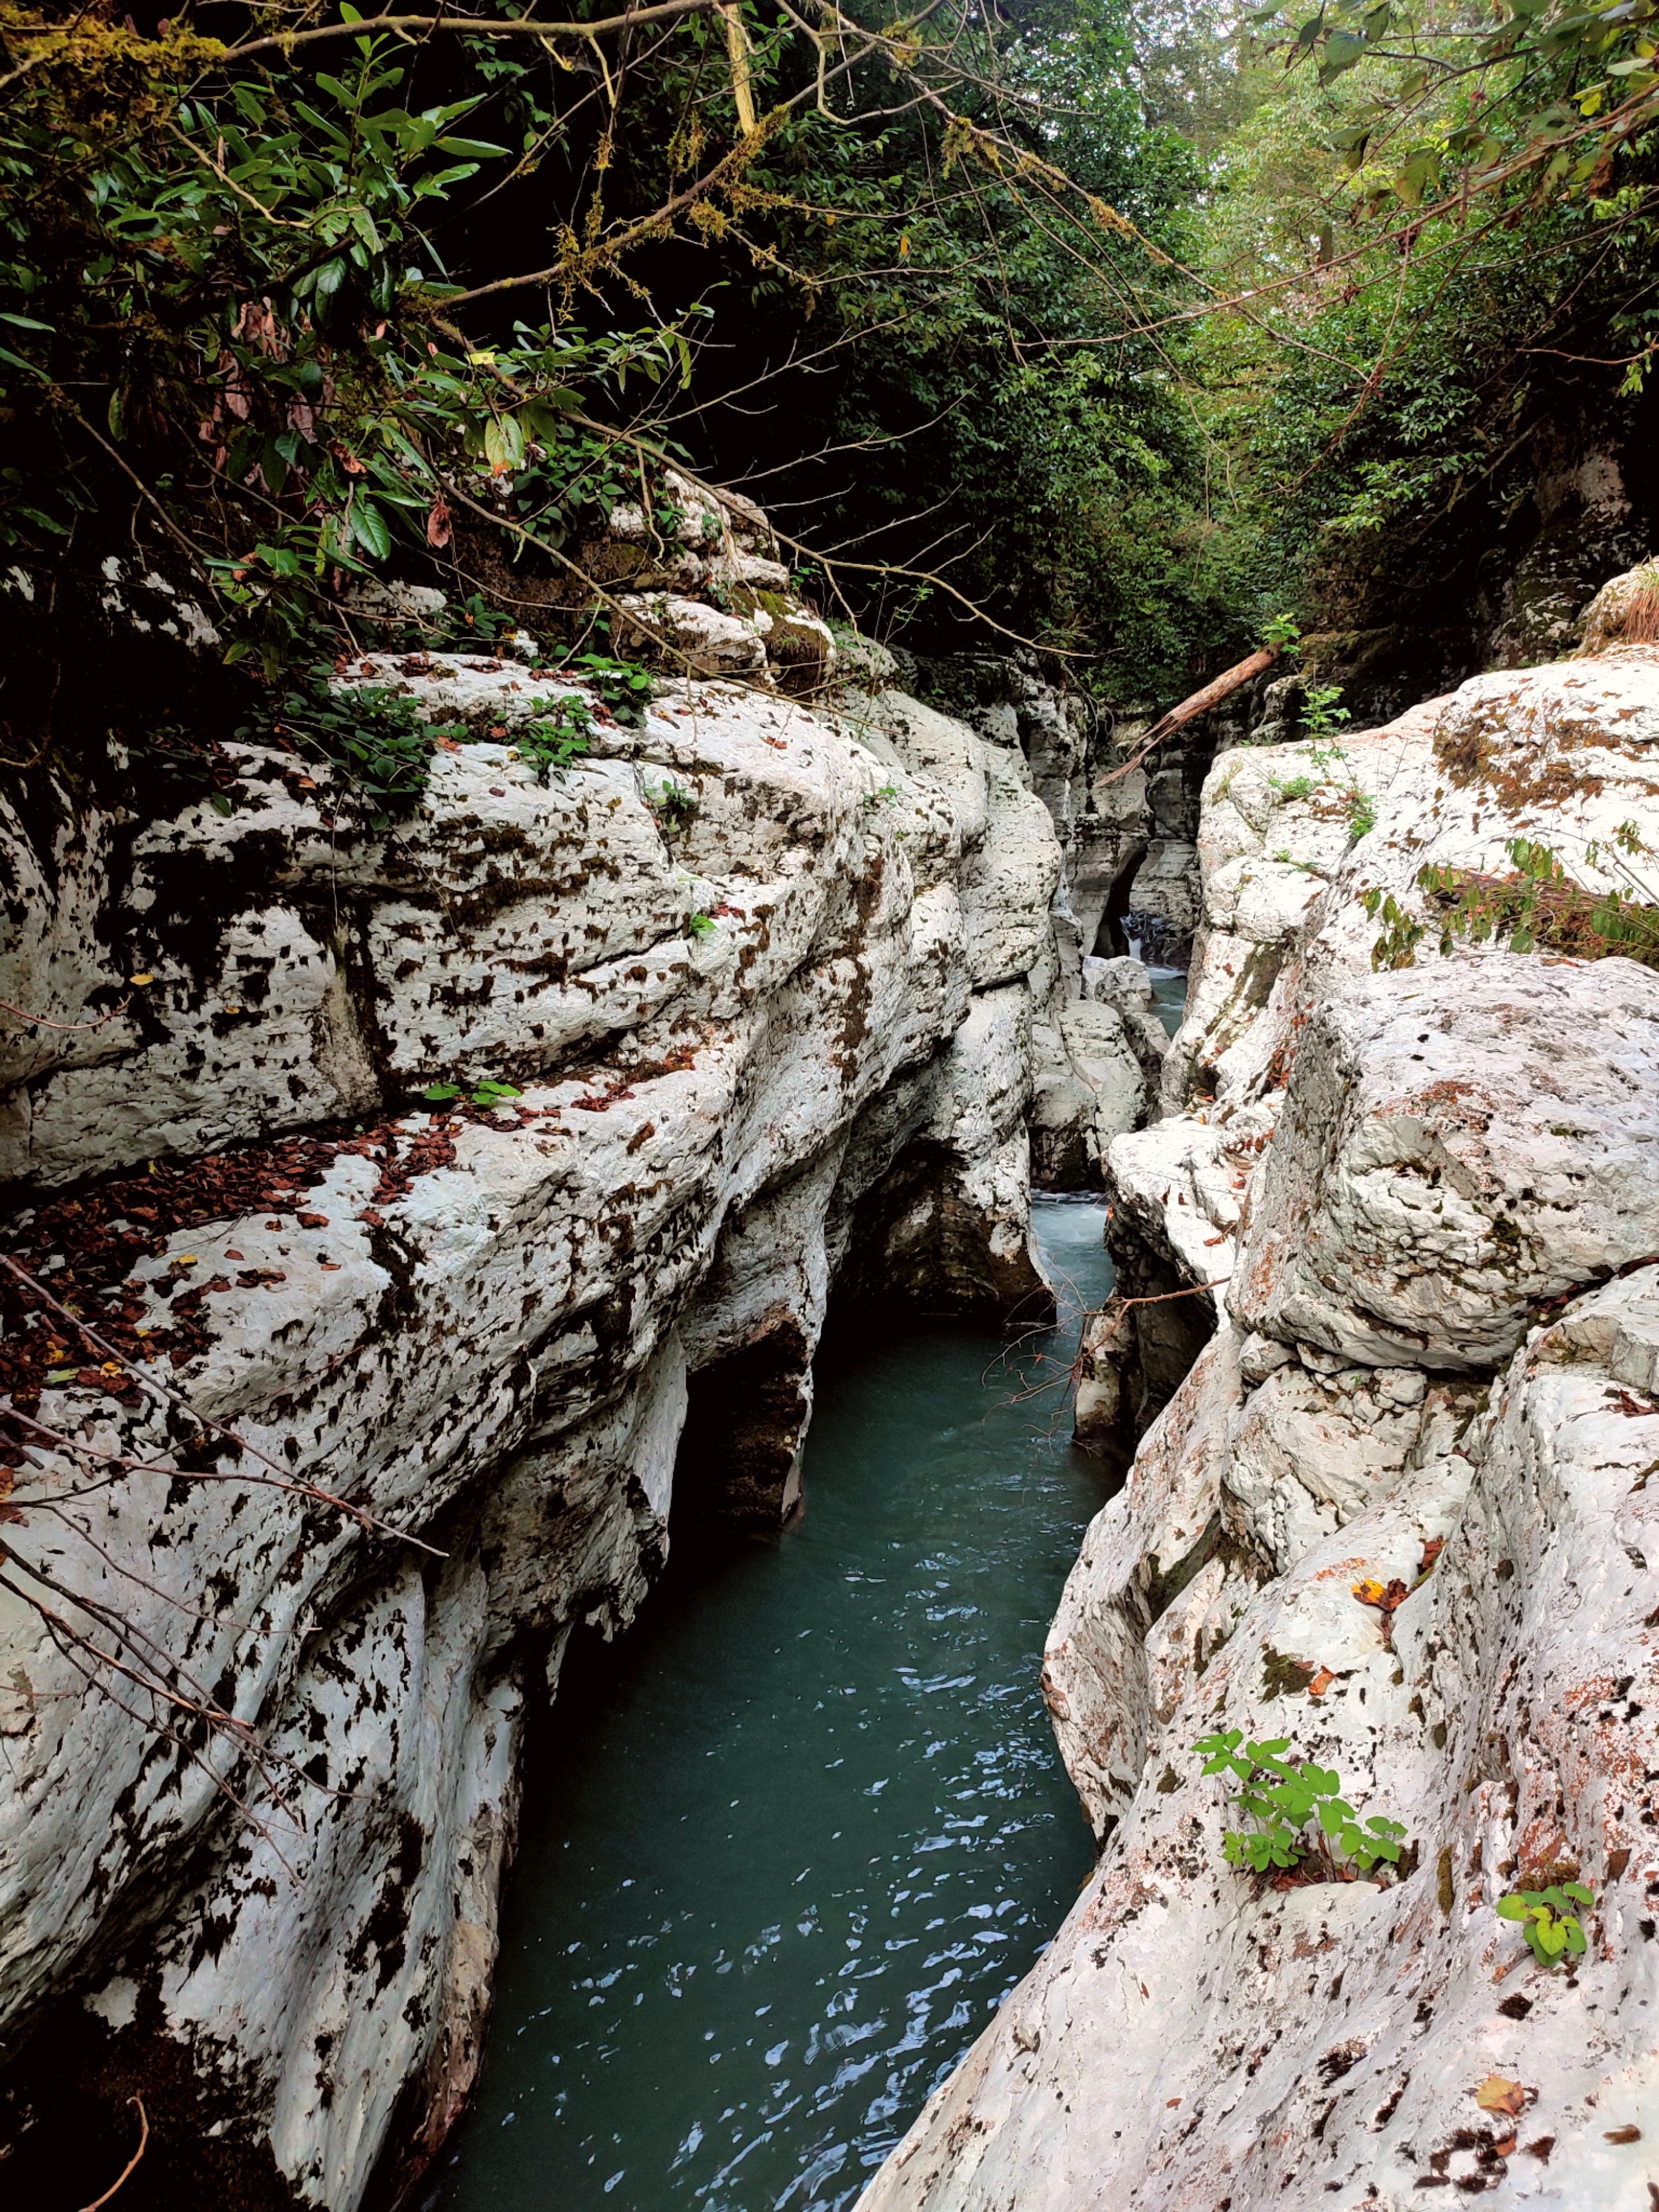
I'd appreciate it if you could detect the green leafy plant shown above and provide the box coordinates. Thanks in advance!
[863,783,900,811]
[562,652,655,728]
[650,778,699,832]
[248,672,462,831]
[1196,1729,1408,1877]
[513,695,594,786]
[1269,772,1318,803]
[1362,832,1659,973]
[1261,612,1303,653]
[687,910,718,938]
[1301,684,1351,743]
[422,1078,524,1109]
[1497,1883,1594,1968]
[1345,789,1378,840]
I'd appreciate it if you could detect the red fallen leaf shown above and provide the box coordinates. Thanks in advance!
[296,1212,329,1228]
[763,734,788,750]
[1604,2126,1642,2145]
[1307,1666,1335,1698]
[319,1262,342,1272]
[425,497,452,549]
[265,1218,283,1230]
[358,1208,384,1228]
[224,1249,244,1261]
[1418,1535,1445,1575]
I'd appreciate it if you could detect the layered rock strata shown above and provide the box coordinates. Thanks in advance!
[0,644,1059,2205]
[860,618,1659,2207]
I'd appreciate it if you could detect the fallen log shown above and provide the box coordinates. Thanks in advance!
[1095,643,1281,790]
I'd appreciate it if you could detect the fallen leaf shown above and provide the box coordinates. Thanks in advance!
[1603,2125,1641,2145]
[296,1213,329,1229]
[1476,2076,1527,2117]
[1307,1667,1335,1698]
[1353,1579,1386,1605]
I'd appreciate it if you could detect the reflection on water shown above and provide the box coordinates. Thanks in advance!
[429,1198,1117,2212]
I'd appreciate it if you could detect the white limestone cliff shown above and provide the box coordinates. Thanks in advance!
[0,645,1060,2204]
[858,607,1659,2209]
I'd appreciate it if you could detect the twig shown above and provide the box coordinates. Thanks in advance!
[0,1256,444,1556]
[80,2096,148,2211]
[0,995,129,1034]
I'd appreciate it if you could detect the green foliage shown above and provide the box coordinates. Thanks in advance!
[1497,1883,1594,1968]
[1363,832,1659,971]
[563,653,654,728]
[512,695,593,787]
[1248,0,1659,220]
[422,1077,523,1109]
[249,671,462,832]
[650,778,699,832]
[1196,1728,1409,1877]
[1301,684,1350,742]
[687,910,718,938]
[0,17,700,675]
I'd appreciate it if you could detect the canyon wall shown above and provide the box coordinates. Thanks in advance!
[860,592,1659,2208]
[0,571,1062,2205]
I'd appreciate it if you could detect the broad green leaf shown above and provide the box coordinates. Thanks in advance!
[348,499,393,561]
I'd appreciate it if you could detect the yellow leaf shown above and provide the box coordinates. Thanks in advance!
[1476,2075,1527,2116]
[1352,1579,1386,1605]
[129,973,153,986]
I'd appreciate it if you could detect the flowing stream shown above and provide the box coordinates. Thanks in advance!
[428,1197,1119,2212]
[428,949,1186,2212]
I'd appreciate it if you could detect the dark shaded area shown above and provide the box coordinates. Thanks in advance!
[0,1985,304,2212]
[671,1317,813,1538]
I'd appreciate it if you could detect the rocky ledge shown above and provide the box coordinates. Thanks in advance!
[0,639,1060,2204]
[860,588,1659,2208]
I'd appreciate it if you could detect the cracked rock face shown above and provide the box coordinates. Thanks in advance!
[0,660,1060,2206]
[859,627,1659,2212]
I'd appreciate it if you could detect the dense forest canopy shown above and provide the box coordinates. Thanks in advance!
[1,0,1656,752]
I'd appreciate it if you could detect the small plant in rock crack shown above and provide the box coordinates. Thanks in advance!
[1498,1884,1593,1968]
[863,783,900,811]
[422,1078,524,1110]
[514,695,594,785]
[1194,1730,1409,1877]
[650,778,699,832]
[687,910,718,938]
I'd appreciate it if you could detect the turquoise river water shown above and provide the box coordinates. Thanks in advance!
[427,1194,1120,2212]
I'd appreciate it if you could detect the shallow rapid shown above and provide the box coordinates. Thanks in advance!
[427,1197,1119,2212]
